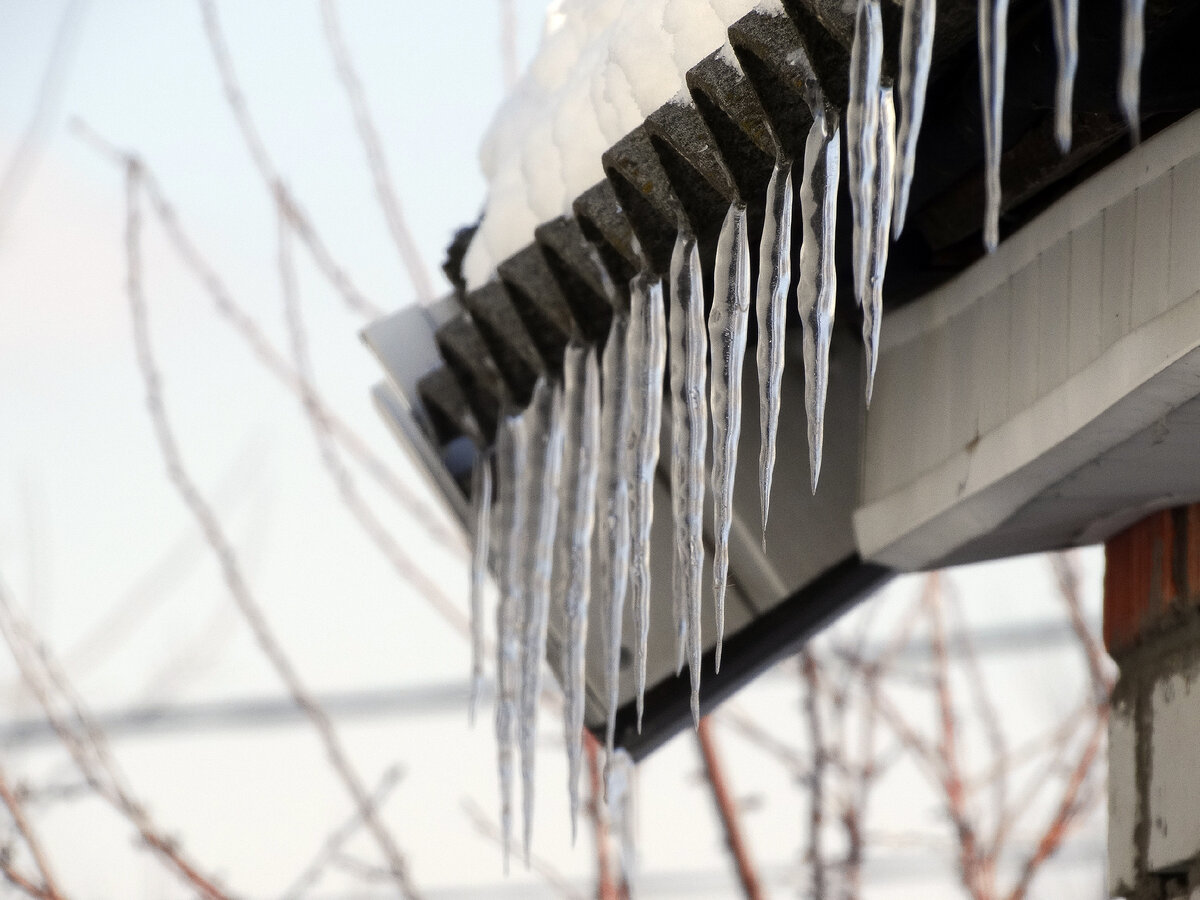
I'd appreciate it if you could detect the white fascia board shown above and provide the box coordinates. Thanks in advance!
[856,110,1200,570]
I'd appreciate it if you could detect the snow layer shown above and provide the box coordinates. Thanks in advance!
[462,0,770,289]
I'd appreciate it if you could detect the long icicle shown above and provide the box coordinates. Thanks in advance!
[519,376,565,866]
[1120,0,1146,144]
[796,107,841,492]
[558,341,600,843]
[627,274,666,731]
[599,312,632,752]
[893,0,935,235]
[756,158,793,544]
[979,0,1010,252]
[708,203,750,672]
[847,0,884,305]
[1049,0,1079,153]
[494,407,528,873]
[468,448,492,725]
[669,229,708,726]
[865,85,896,406]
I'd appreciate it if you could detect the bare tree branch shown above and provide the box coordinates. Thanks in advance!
[318,0,436,304]
[696,717,764,900]
[122,160,421,898]
[0,761,63,900]
[196,0,382,320]
[281,765,405,900]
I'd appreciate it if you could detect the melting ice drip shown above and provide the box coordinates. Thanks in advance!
[466,0,1152,865]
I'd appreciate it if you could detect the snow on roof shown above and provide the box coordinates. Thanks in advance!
[462,0,782,289]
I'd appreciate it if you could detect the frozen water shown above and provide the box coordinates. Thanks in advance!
[893,0,934,235]
[708,203,750,671]
[795,107,841,492]
[626,274,666,731]
[494,408,529,872]
[847,0,883,305]
[668,229,708,726]
[864,84,895,406]
[469,449,493,726]
[518,377,565,865]
[556,342,601,843]
[1049,0,1079,152]
[598,313,632,751]
[978,0,1010,251]
[1120,0,1146,144]
[756,159,793,544]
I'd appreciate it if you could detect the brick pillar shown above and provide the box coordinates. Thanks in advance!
[1105,505,1200,899]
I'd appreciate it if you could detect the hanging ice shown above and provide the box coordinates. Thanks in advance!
[708,203,750,671]
[493,408,528,872]
[518,376,565,865]
[978,0,1010,252]
[668,230,708,725]
[847,0,883,305]
[469,449,492,726]
[598,312,632,751]
[1049,0,1079,153]
[864,85,895,406]
[1120,0,1146,144]
[893,0,935,234]
[795,107,841,492]
[756,159,793,544]
[626,274,666,731]
[557,342,600,844]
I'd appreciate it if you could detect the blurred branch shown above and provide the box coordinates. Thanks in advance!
[282,764,405,900]
[0,573,228,899]
[799,651,826,900]
[72,123,471,643]
[585,733,618,900]
[122,160,421,898]
[0,761,63,900]
[196,0,382,319]
[275,192,470,638]
[318,0,435,304]
[460,797,584,900]
[696,717,764,900]
[0,0,87,237]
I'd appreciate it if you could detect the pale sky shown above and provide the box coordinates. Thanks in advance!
[0,2,1110,898]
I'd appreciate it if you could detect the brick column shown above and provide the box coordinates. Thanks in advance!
[1105,505,1200,899]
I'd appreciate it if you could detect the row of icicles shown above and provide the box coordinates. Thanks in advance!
[463,0,1146,869]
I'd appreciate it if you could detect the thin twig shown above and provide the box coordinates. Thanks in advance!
[319,0,435,304]
[800,651,825,900]
[275,192,470,637]
[0,574,229,899]
[196,0,382,320]
[0,761,63,900]
[281,765,405,900]
[696,717,764,900]
[585,733,618,900]
[123,161,421,898]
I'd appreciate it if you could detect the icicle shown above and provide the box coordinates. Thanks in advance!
[756,159,793,545]
[708,203,750,672]
[598,313,632,751]
[557,342,600,845]
[865,85,895,406]
[795,107,841,492]
[626,274,666,731]
[893,0,935,234]
[518,376,565,866]
[1049,0,1078,153]
[847,0,884,305]
[494,408,528,873]
[468,449,492,726]
[605,748,637,891]
[668,230,707,726]
[1120,0,1146,144]
[978,0,1010,252]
